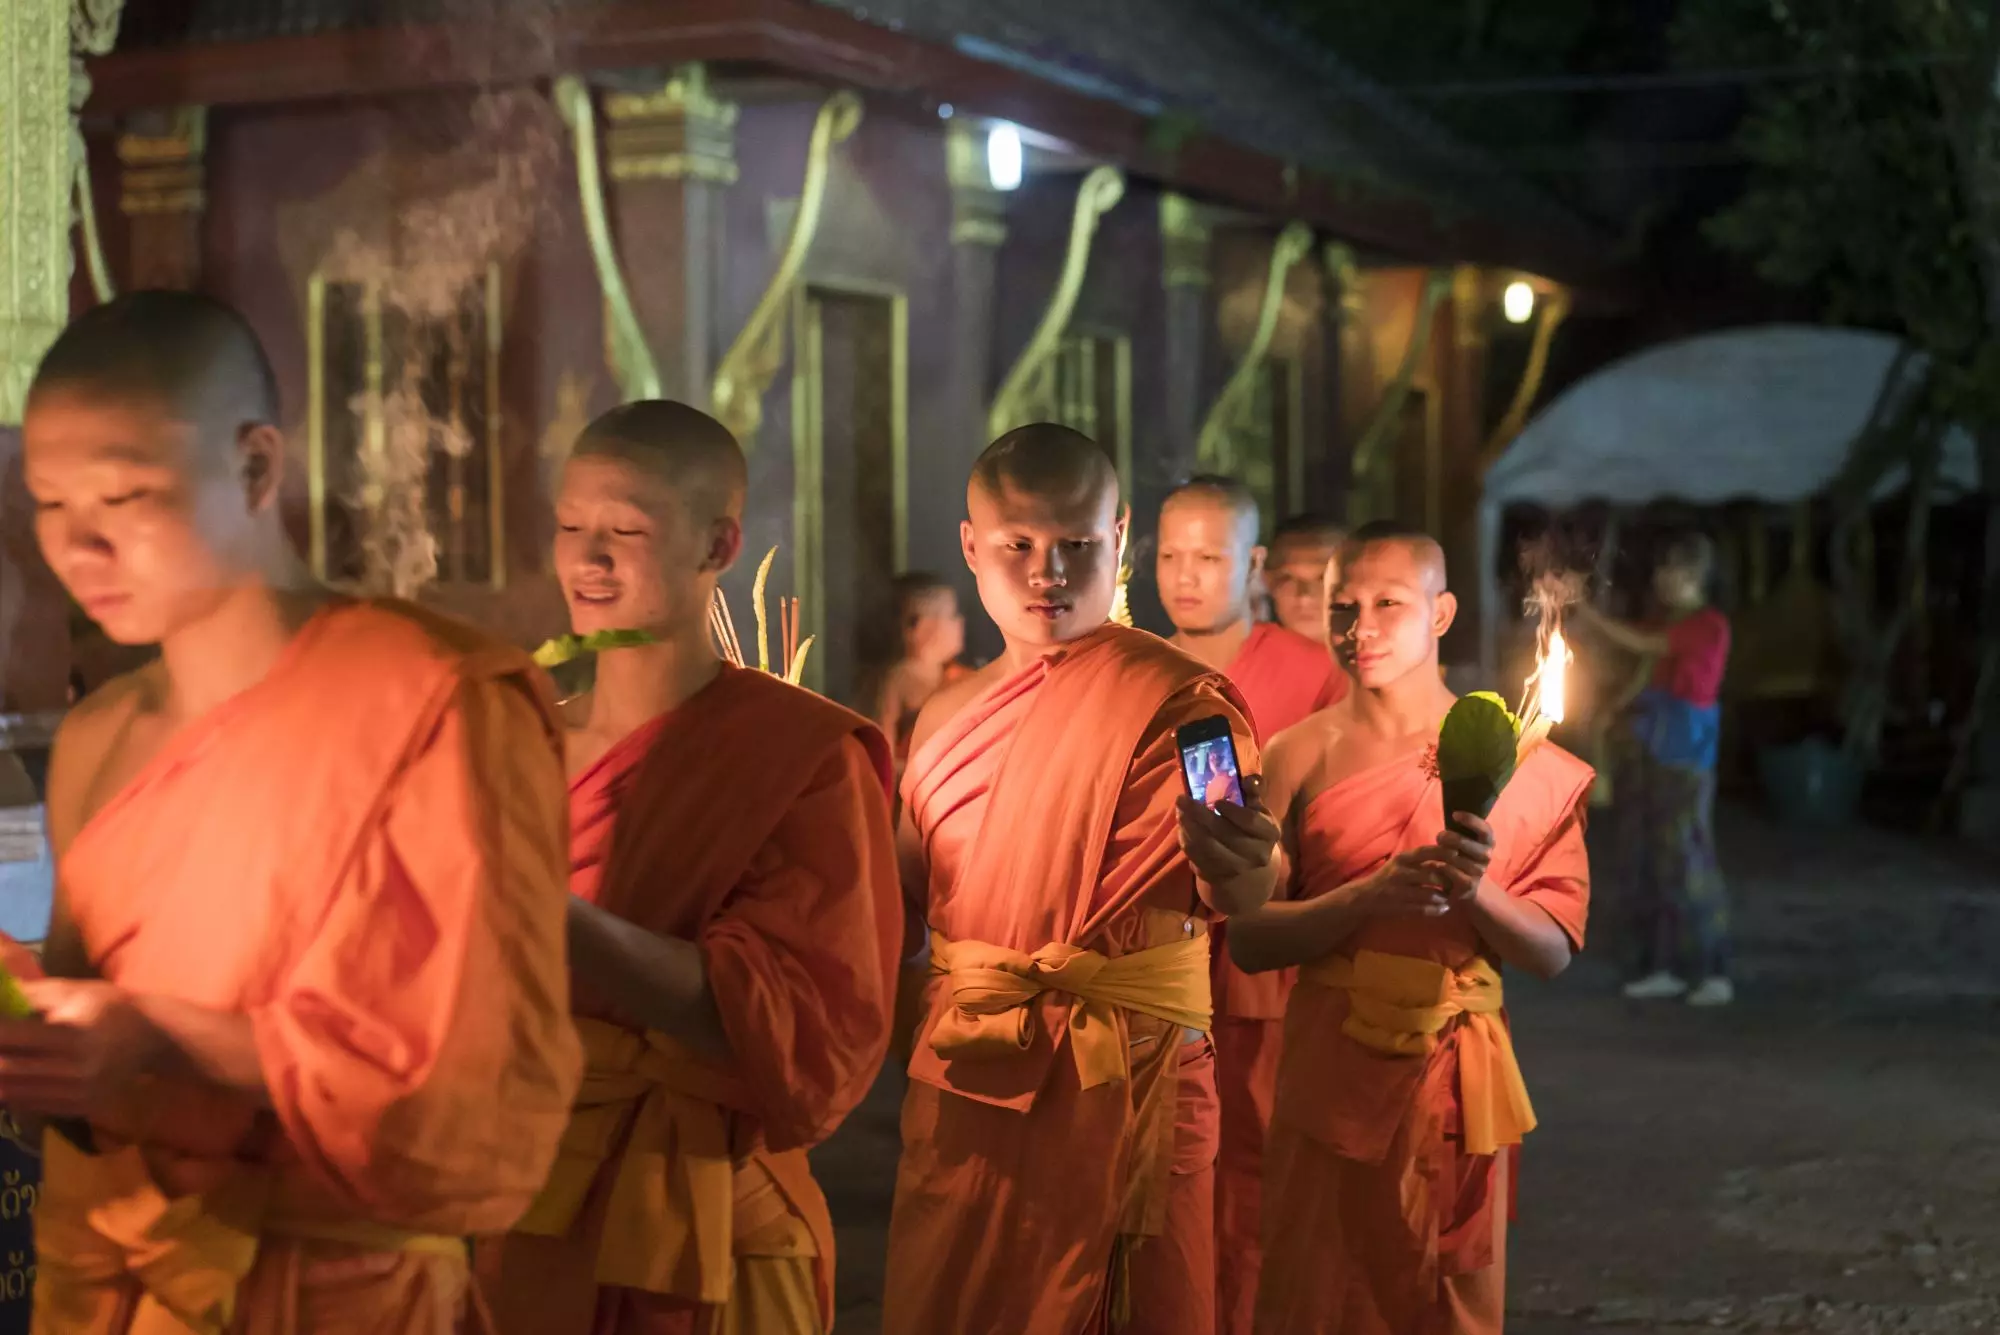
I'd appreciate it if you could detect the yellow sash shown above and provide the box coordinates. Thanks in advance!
[35,1132,463,1335]
[512,1017,818,1307]
[926,931,1212,1089]
[1300,950,1537,1155]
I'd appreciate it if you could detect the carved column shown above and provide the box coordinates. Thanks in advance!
[1,1,74,424]
[603,65,736,407]
[1160,193,1210,480]
[118,106,205,291]
[1438,265,1491,659]
[1,0,121,714]
[946,121,1006,457]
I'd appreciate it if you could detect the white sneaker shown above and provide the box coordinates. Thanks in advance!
[1621,971,1688,1001]
[1687,977,1735,1008]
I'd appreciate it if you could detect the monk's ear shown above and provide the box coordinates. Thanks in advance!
[1113,505,1130,552]
[237,423,286,515]
[706,515,744,576]
[959,519,978,573]
[1248,543,1268,579]
[1432,589,1459,638]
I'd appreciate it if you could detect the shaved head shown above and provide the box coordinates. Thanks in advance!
[30,290,279,452]
[1325,519,1455,690]
[1270,512,1345,556]
[572,399,746,525]
[969,422,1120,514]
[1157,473,1264,637]
[1336,519,1447,594]
[962,423,1125,654]
[555,400,747,644]
[1162,474,1260,547]
[24,292,291,647]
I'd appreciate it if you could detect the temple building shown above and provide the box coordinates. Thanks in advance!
[4,0,1623,711]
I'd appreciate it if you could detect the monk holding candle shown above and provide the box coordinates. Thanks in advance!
[1154,475,1342,1335]
[0,290,582,1333]
[479,401,900,1335]
[882,424,1279,1335]
[1206,520,1591,1334]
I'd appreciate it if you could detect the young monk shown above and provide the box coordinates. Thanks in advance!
[1261,514,1345,647]
[0,290,582,1332]
[1153,475,1343,1335]
[1213,520,1592,1335]
[479,400,901,1335]
[865,572,970,778]
[881,424,1279,1335]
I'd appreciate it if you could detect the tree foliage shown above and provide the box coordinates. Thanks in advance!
[1675,0,2000,430]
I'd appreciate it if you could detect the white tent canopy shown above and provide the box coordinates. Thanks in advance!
[1478,324,1985,669]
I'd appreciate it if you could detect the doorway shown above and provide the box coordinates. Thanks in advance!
[792,282,908,706]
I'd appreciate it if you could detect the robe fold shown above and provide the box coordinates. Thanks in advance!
[480,664,900,1335]
[1255,744,1592,1335]
[33,600,582,1335]
[883,624,1254,1335]
[1208,624,1342,1335]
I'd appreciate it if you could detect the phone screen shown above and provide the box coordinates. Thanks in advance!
[1179,731,1245,808]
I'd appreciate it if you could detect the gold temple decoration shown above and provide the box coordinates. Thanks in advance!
[1478,282,1570,471]
[1452,265,1486,351]
[69,0,122,306]
[1323,241,1365,320]
[1109,511,1134,627]
[118,106,206,215]
[1,0,121,423]
[988,165,1126,440]
[1349,269,1450,520]
[1159,193,1212,290]
[605,65,739,184]
[711,89,864,447]
[945,121,1008,247]
[1197,221,1312,472]
[555,74,662,403]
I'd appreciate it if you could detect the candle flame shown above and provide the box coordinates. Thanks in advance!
[1539,628,1568,725]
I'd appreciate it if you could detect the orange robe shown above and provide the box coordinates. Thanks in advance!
[33,600,582,1335]
[1210,623,1343,1335]
[883,624,1256,1335]
[1255,745,1592,1335]
[481,664,900,1335]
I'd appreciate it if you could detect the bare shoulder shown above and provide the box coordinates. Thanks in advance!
[1264,705,1344,814]
[46,663,158,857]
[906,659,1003,761]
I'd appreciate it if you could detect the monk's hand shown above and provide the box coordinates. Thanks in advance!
[0,979,162,1119]
[1431,814,1497,903]
[1353,851,1452,917]
[1176,775,1281,913]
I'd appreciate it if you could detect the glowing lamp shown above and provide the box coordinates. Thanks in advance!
[987,122,1024,191]
[1502,280,1536,324]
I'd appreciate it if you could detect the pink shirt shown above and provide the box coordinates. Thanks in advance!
[1649,607,1730,707]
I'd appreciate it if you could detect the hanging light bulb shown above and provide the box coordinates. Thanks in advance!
[1502,280,1536,324]
[987,122,1024,191]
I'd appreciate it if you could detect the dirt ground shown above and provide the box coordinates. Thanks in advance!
[814,805,2000,1334]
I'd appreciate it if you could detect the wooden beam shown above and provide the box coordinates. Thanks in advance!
[86,0,1624,292]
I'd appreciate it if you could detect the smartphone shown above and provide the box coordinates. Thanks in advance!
[1176,714,1245,808]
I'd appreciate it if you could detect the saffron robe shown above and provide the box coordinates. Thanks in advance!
[1255,745,1591,1335]
[481,665,900,1335]
[1209,623,1342,1335]
[883,624,1256,1335]
[32,600,582,1335]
